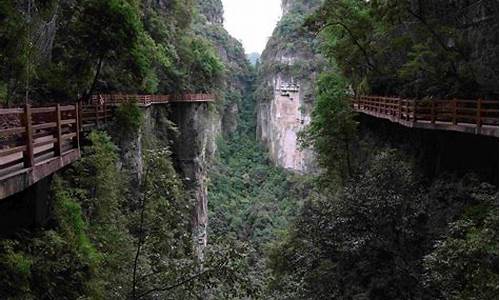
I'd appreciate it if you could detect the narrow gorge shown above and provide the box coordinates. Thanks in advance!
[0,0,498,299]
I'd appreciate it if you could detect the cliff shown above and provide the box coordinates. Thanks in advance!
[255,0,324,173]
[168,103,219,258]
[194,0,254,135]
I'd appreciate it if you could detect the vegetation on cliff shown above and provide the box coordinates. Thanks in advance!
[0,0,224,104]
[266,0,498,299]
[194,0,254,133]
[305,0,498,98]
[208,82,316,297]
[255,0,324,104]
[0,0,497,299]
[0,0,250,298]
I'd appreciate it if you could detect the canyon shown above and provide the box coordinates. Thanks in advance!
[0,0,497,299]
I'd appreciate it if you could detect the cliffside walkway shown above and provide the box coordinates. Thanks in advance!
[0,93,215,199]
[352,96,498,137]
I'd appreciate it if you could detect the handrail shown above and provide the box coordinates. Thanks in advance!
[0,103,80,169]
[91,93,216,106]
[351,96,498,136]
[0,93,215,199]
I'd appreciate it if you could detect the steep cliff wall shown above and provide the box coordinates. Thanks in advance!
[194,0,253,135]
[116,103,219,258]
[114,0,247,259]
[168,103,219,258]
[256,0,323,173]
[409,0,498,97]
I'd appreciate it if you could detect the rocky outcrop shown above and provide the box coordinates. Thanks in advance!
[196,0,224,25]
[168,103,220,258]
[409,0,499,97]
[257,77,316,172]
[116,103,220,259]
[256,0,323,173]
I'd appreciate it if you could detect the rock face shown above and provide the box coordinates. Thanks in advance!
[116,103,220,258]
[256,0,323,173]
[257,78,314,171]
[116,0,250,259]
[195,0,253,136]
[410,0,499,97]
[168,103,220,259]
[116,0,252,259]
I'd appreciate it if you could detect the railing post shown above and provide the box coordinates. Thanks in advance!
[55,104,62,156]
[431,99,436,124]
[412,99,417,123]
[476,98,482,128]
[77,101,82,132]
[452,98,457,125]
[95,100,99,128]
[103,97,107,124]
[75,102,81,150]
[23,104,34,168]
[398,98,402,120]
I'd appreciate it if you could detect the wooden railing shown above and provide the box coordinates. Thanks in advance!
[80,101,114,131]
[81,93,216,129]
[352,96,499,137]
[0,93,215,199]
[0,104,80,175]
[91,93,216,106]
[0,104,81,198]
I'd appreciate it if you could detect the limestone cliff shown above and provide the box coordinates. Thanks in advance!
[194,0,253,135]
[168,103,219,259]
[256,0,323,173]
[116,0,251,259]
[116,103,219,258]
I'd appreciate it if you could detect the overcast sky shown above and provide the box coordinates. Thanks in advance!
[221,0,282,54]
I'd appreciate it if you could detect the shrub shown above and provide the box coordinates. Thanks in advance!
[114,99,143,134]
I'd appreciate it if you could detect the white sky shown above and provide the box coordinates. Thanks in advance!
[221,0,282,54]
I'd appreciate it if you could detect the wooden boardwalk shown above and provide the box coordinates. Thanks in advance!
[352,96,499,137]
[0,93,215,199]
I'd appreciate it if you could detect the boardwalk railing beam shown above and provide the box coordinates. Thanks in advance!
[477,98,482,128]
[351,95,498,137]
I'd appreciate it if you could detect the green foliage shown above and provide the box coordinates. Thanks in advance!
[424,185,499,299]
[0,241,32,296]
[0,0,227,103]
[209,135,308,245]
[268,147,499,299]
[0,177,105,299]
[268,150,429,299]
[114,100,144,135]
[52,178,100,265]
[300,72,357,183]
[208,88,317,296]
[185,37,225,91]
[306,0,497,98]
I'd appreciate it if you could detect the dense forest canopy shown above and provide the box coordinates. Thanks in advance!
[266,0,498,299]
[0,0,498,299]
[306,0,499,99]
[0,0,252,298]
[0,0,224,105]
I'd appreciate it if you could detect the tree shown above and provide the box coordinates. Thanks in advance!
[299,72,357,184]
[424,185,498,299]
[305,0,498,98]
[268,150,430,299]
